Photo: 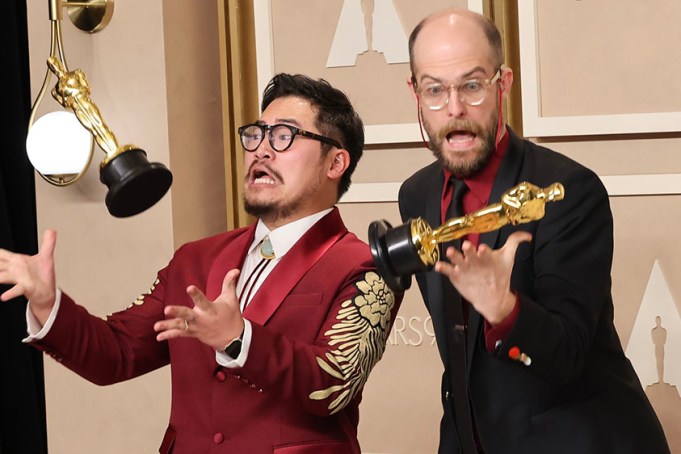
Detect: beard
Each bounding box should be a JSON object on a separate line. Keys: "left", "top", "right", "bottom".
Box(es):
{"left": 242, "top": 159, "right": 323, "bottom": 223}
{"left": 243, "top": 163, "right": 298, "bottom": 221}
{"left": 243, "top": 195, "right": 301, "bottom": 222}
{"left": 423, "top": 110, "right": 498, "bottom": 178}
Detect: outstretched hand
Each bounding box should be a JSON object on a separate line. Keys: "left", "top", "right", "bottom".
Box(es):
{"left": 154, "top": 269, "right": 244, "bottom": 351}
{"left": 435, "top": 231, "right": 532, "bottom": 324}
{"left": 0, "top": 230, "right": 58, "bottom": 325}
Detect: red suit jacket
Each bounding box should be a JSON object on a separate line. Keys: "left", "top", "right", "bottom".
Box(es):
{"left": 32, "top": 208, "right": 401, "bottom": 453}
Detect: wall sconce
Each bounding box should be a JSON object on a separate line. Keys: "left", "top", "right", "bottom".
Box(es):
{"left": 26, "top": 0, "right": 173, "bottom": 218}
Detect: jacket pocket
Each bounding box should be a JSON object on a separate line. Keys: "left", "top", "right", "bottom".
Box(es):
{"left": 273, "top": 439, "right": 351, "bottom": 454}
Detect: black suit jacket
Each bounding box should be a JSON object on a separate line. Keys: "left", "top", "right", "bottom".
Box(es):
{"left": 399, "top": 129, "right": 669, "bottom": 454}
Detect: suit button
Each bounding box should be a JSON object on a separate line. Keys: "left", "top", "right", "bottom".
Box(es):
{"left": 213, "top": 432, "right": 224, "bottom": 444}
{"left": 445, "top": 391, "right": 450, "bottom": 400}
{"left": 215, "top": 371, "right": 226, "bottom": 382}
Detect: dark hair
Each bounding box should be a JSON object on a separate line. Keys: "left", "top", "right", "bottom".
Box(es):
{"left": 408, "top": 11, "right": 504, "bottom": 85}
{"left": 261, "top": 73, "right": 364, "bottom": 200}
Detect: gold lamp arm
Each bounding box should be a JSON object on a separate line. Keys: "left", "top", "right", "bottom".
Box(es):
{"left": 27, "top": 0, "right": 173, "bottom": 217}
{"left": 30, "top": 0, "right": 71, "bottom": 130}
{"left": 56, "top": 0, "right": 114, "bottom": 33}
{"left": 28, "top": 0, "right": 114, "bottom": 186}
{"left": 28, "top": 18, "right": 87, "bottom": 186}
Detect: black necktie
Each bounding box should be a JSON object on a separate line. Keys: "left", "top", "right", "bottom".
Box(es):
{"left": 442, "top": 177, "right": 478, "bottom": 454}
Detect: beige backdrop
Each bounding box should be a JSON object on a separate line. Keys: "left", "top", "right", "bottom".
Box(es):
{"left": 23, "top": 1, "right": 681, "bottom": 453}
{"left": 26, "top": 1, "right": 226, "bottom": 453}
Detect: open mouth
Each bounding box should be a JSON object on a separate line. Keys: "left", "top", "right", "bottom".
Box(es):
{"left": 445, "top": 130, "right": 477, "bottom": 147}
{"left": 249, "top": 164, "right": 279, "bottom": 185}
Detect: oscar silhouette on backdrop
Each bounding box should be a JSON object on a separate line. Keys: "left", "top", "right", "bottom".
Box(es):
{"left": 646, "top": 315, "right": 681, "bottom": 453}
{"left": 651, "top": 315, "right": 667, "bottom": 384}
{"left": 327, "top": 0, "right": 408, "bottom": 67}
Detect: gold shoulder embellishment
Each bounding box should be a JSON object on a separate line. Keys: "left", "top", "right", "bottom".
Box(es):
{"left": 309, "top": 271, "right": 396, "bottom": 414}
{"left": 128, "top": 278, "right": 160, "bottom": 308}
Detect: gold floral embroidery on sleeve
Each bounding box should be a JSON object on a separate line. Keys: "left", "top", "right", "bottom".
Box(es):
{"left": 309, "top": 271, "right": 396, "bottom": 414}
{"left": 128, "top": 278, "right": 160, "bottom": 308}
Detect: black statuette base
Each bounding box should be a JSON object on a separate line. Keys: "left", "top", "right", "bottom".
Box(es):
{"left": 100, "top": 148, "right": 173, "bottom": 218}
{"left": 368, "top": 219, "right": 432, "bottom": 293}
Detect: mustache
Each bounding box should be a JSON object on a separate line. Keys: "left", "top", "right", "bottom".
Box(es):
{"left": 247, "top": 160, "right": 283, "bottom": 183}
{"left": 434, "top": 119, "right": 481, "bottom": 142}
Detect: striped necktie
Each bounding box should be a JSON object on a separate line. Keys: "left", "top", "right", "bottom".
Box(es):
{"left": 238, "top": 235, "right": 275, "bottom": 310}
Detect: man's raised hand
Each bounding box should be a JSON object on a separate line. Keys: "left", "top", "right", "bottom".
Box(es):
{"left": 0, "top": 229, "right": 58, "bottom": 325}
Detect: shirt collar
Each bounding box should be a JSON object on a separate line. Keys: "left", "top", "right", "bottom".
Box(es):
{"left": 443, "top": 127, "right": 510, "bottom": 204}
{"left": 251, "top": 208, "right": 334, "bottom": 258}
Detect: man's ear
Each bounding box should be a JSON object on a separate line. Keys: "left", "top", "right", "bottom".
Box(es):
{"left": 327, "top": 149, "right": 350, "bottom": 180}
{"left": 499, "top": 67, "right": 514, "bottom": 98}
{"left": 407, "top": 76, "right": 419, "bottom": 103}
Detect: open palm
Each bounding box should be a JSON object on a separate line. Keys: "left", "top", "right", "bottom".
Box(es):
{"left": 0, "top": 230, "right": 57, "bottom": 314}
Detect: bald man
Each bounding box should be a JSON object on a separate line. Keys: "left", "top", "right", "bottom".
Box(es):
{"left": 399, "top": 8, "right": 669, "bottom": 454}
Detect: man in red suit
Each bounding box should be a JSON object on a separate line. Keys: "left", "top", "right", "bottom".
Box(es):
{"left": 0, "top": 73, "right": 401, "bottom": 453}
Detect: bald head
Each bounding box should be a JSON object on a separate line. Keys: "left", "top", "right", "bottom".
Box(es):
{"left": 408, "top": 8, "right": 503, "bottom": 84}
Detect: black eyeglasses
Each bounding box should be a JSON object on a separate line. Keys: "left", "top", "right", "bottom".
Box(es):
{"left": 238, "top": 123, "right": 343, "bottom": 152}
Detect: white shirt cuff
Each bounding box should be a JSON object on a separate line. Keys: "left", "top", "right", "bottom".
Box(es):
{"left": 23, "top": 288, "right": 62, "bottom": 343}
{"left": 215, "top": 319, "right": 251, "bottom": 368}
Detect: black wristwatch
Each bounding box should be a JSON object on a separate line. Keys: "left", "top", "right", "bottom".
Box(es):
{"left": 221, "top": 331, "right": 244, "bottom": 358}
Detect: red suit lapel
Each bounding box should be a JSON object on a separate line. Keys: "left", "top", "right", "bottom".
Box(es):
{"left": 244, "top": 208, "right": 347, "bottom": 326}
{"left": 205, "top": 226, "right": 255, "bottom": 301}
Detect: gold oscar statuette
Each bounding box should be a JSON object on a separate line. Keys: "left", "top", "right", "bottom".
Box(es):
{"left": 46, "top": 56, "right": 172, "bottom": 218}
{"left": 368, "top": 181, "right": 565, "bottom": 292}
